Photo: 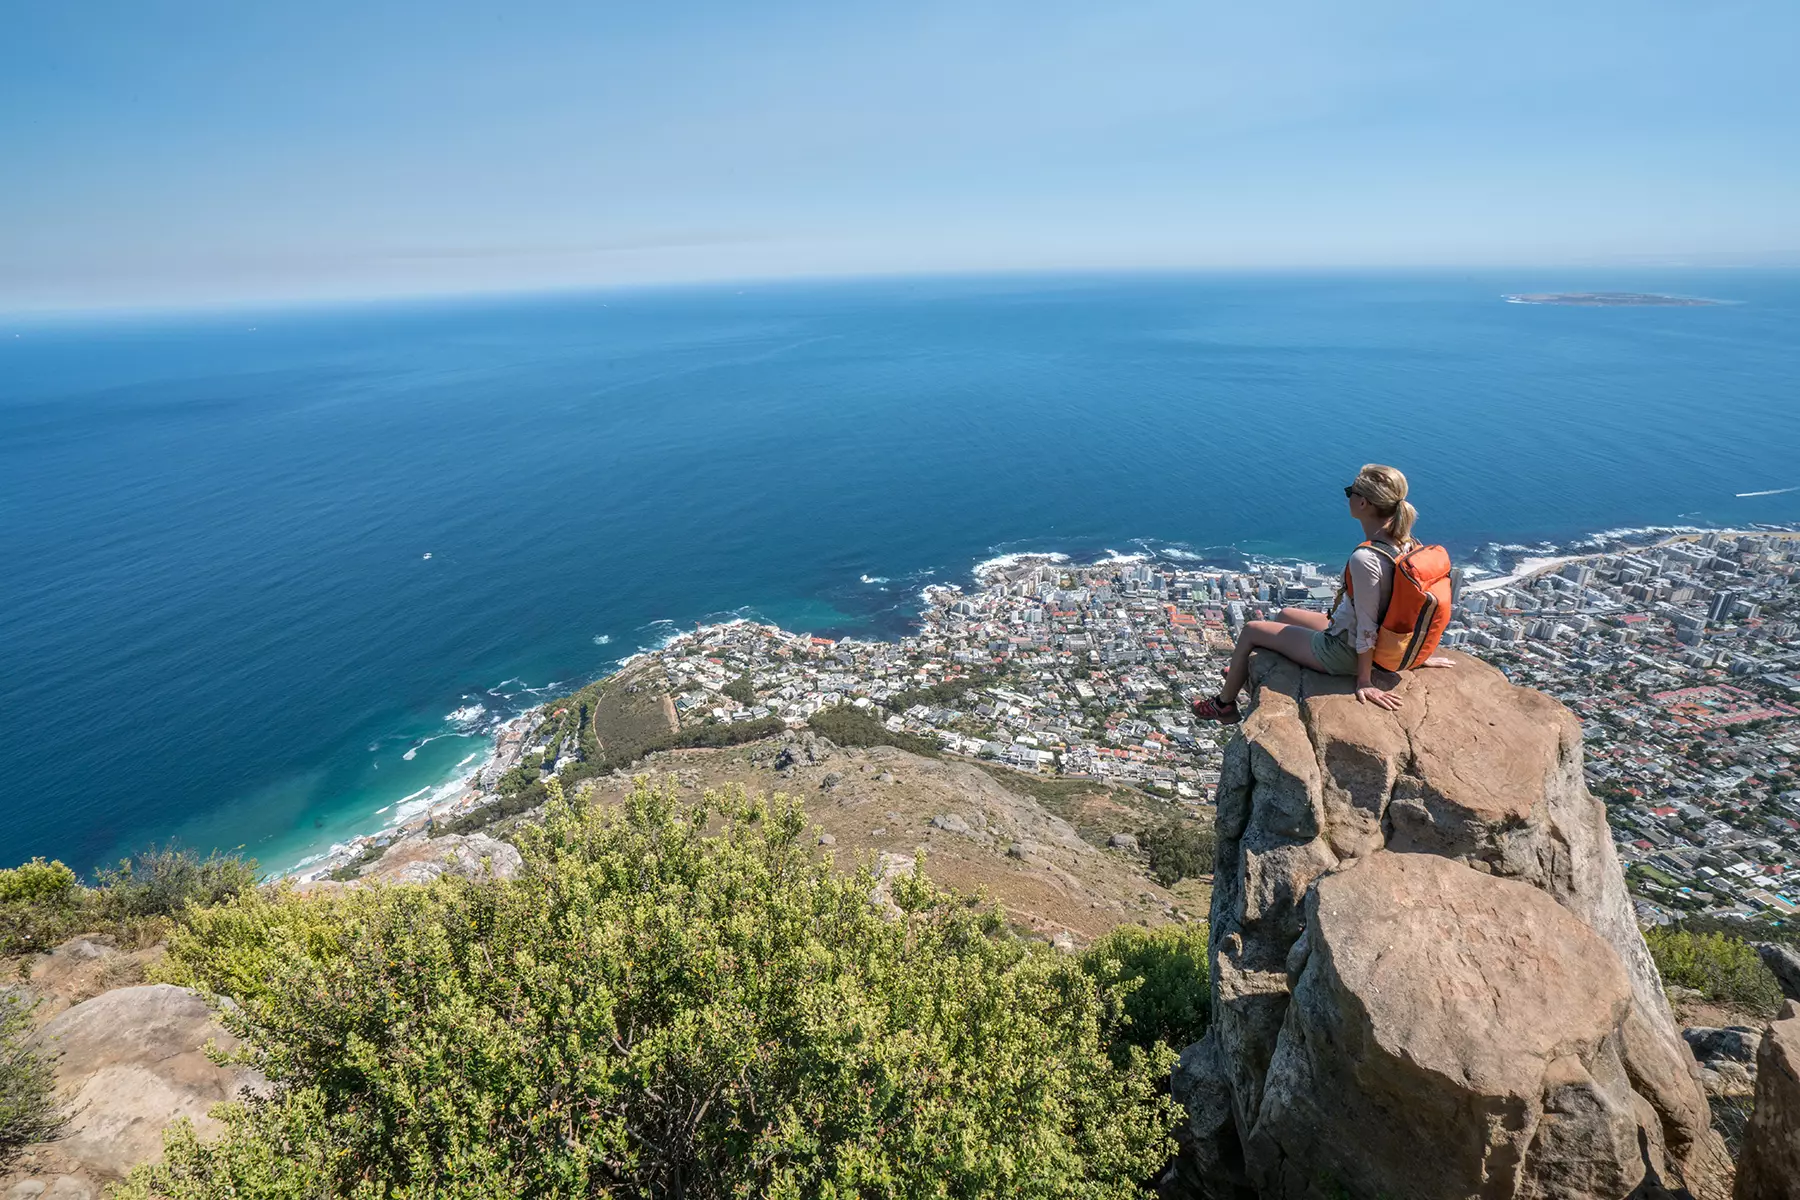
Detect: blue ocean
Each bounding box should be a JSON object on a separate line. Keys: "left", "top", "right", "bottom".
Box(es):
{"left": 4, "top": 272, "right": 1798, "bottom": 874}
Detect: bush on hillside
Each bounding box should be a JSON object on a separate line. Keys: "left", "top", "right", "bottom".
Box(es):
{"left": 126, "top": 780, "right": 1177, "bottom": 1199}
{"left": 0, "top": 859, "right": 85, "bottom": 957}
{"left": 1079, "top": 923, "right": 1211, "bottom": 1063}
{"left": 1138, "top": 819, "right": 1216, "bottom": 888}
{"left": 96, "top": 845, "right": 261, "bottom": 918}
{"left": 0, "top": 848, "right": 260, "bottom": 957}
{"left": 0, "top": 994, "right": 64, "bottom": 1160}
{"left": 1645, "top": 926, "right": 1785, "bottom": 1015}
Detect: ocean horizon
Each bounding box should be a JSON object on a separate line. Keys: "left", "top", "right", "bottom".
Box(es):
{"left": 5, "top": 269, "right": 1799, "bottom": 875}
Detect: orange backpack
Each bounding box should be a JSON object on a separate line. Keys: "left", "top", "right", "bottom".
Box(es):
{"left": 1339, "top": 540, "right": 1454, "bottom": 671}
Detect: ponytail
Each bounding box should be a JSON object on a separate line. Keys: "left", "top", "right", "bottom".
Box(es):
{"left": 1389, "top": 498, "right": 1417, "bottom": 545}
{"left": 1352, "top": 463, "right": 1417, "bottom": 546}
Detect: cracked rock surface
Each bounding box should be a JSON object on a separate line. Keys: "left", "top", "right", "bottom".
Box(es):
{"left": 1170, "top": 650, "right": 1731, "bottom": 1200}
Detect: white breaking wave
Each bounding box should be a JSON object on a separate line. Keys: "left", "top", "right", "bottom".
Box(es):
{"left": 860, "top": 574, "right": 890, "bottom": 584}
{"left": 445, "top": 703, "right": 487, "bottom": 725}
{"left": 402, "top": 734, "right": 447, "bottom": 761}
{"left": 1737, "top": 486, "right": 1800, "bottom": 498}
{"left": 592, "top": 633, "right": 612, "bottom": 645}
{"left": 972, "top": 551, "right": 1070, "bottom": 579}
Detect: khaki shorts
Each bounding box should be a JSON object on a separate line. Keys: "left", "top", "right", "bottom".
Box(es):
{"left": 1310, "top": 628, "right": 1361, "bottom": 677}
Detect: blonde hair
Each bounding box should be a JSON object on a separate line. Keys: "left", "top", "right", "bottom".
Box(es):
{"left": 1353, "top": 463, "right": 1417, "bottom": 545}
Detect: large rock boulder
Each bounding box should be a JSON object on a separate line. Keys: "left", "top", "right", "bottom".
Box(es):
{"left": 1172, "top": 651, "right": 1730, "bottom": 1200}
{"left": 30, "top": 985, "right": 263, "bottom": 1179}
{"left": 1252, "top": 852, "right": 1654, "bottom": 1198}
{"left": 361, "top": 831, "right": 522, "bottom": 885}
{"left": 1735, "top": 1001, "right": 1800, "bottom": 1200}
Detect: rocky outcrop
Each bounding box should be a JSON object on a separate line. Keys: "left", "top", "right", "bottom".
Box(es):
{"left": 1734, "top": 1001, "right": 1800, "bottom": 1200}
{"left": 1, "top": 936, "right": 159, "bottom": 1023}
{"left": 4, "top": 985, "right": 264, "bottom": 1192}
{"left": 1756, "top": 943, "right": 1800, "bottom": 1003}
{"left": 1172, "top": 651, "right": 1730, "bottom": 1200}
{"left": 361, "top": 831, "right": 522, "bottom": 885}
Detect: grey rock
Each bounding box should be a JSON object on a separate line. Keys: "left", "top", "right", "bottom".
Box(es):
{"left": 930, "top": 813, "right": 973, "bottom": 836}
{"left": 1700, "top": 1059, "right": 1755, "bottom": 1098}
{"left": 1684, "top": 1025, "right": 1761, "bottom": 1064}
{"left": 1107, "top": 832, "right": 1139, "bottom": 852}
{"left": 1007, "top": 841, "right": 1030, "bottom": 859}
{"left": 876, "top": 771, "right": 896, "bottom": 783}
{"left": 364, "top": 833, "right": 522, "bottom": 885}
{"left": 1756, "top": 941, "right": 1800, "bottom": 1002}
{"left": 816, "top": 833, "right": 836, "bottom": 847}
{"left": 819, "top": 771, "right": 844, "bottom": 791}
{"left": 36, "top": 985, "right": 267, "bottom": 1179}
{"left": 1735, "top": 1000, "right": 1800, "bottom": 1200}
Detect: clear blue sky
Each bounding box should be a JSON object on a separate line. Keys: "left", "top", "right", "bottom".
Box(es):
{"left": 4, "top": 0, "right": 1797, "bottom": 310}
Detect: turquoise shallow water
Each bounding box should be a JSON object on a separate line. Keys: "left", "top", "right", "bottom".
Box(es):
{"left": 3, "top": 271, "right": 1798, "bottom": 873}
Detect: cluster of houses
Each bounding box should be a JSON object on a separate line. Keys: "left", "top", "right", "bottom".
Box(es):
{"left": 1456, "top": 532, "right": 1800, "bottom": 924}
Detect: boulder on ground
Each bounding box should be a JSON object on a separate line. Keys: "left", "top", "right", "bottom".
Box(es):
{"left": 360, "top": 832, "right": 522, "bottom": 885}
{"left": 1173, "top": 651, "right": 1731, "bottom": 1200}
{"left": 31, "top": 984, "right": 264, "bottom": 1179}
{"left": 1735, "top": 1000, "right": 1800, "bottom": 1200}
{"left": 1249, "top": 852, "right": 1657, "bottom": 1198}
{"left": 1685, "top": 1026, "right": 1762, "bottom": 1065}
{"left": 1108, "top": 832, "right": 1140, "bottom": 852}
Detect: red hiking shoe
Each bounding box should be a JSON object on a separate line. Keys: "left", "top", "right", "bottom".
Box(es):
{"left": 1192, "top": 695, "right": 1241, "bottom": 724}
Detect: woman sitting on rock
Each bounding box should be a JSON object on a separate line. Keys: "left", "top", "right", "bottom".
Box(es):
{"left": 1192, "top": 463, "right": 1452, "bottom": 723}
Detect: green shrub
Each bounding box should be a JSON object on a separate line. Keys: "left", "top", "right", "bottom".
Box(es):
{"left": 0, "top": 994, "right": 64, "bottom": 1160}
{"left": 1080, "top": 924, "right": 1211, "bottom": 1062}
{"left": 0, "top": 858, "right": 78, "bottom": 906}
{"left": 0, "top": 859, "right": 87, "bottom": 956}
{"left": 95, "top": 845, "right": 260, "bottom": 919}
{"left": 128, "top": 780, "right": 1176, "bottom": 1199}
{"left": 1645, "top": 926, "right": 1785, "bottom": 1015}
{"left": 0, "top": 848, "right": 260, "bottom": 958}
{"left": 1138, "top": 819, "right": 1216, "bottom": 888}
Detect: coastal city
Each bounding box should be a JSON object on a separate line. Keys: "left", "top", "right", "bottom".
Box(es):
{"left": 300, "top": 531, "right": 1800, "bottom": 931}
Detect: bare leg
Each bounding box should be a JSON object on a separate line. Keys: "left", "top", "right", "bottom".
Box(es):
{"left": 1274, "top": 607, "right": 1329, "bottom": 631}
{"left": 1219, "top": 621, "right": 1331, "bottom": 704}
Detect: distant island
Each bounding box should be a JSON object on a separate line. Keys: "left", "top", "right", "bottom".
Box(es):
{"left": 1503, "top": 292, "right": 1721, "bottom": 307}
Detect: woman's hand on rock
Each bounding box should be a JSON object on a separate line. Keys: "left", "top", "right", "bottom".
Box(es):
{"left": 1355, "top": 683, "right": 1402, "bottom": 711}
{"left": 1420, "top": 655, "right": 1456, "bottom": 668}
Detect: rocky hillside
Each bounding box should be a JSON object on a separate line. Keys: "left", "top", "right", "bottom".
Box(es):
{"left": 326, "top": 734, "right": 1212, "bottom": 944}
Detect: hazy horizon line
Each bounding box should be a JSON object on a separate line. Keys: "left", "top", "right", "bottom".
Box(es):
{"left": 7, "top": 257, "right": 1800, "bottom": 325}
